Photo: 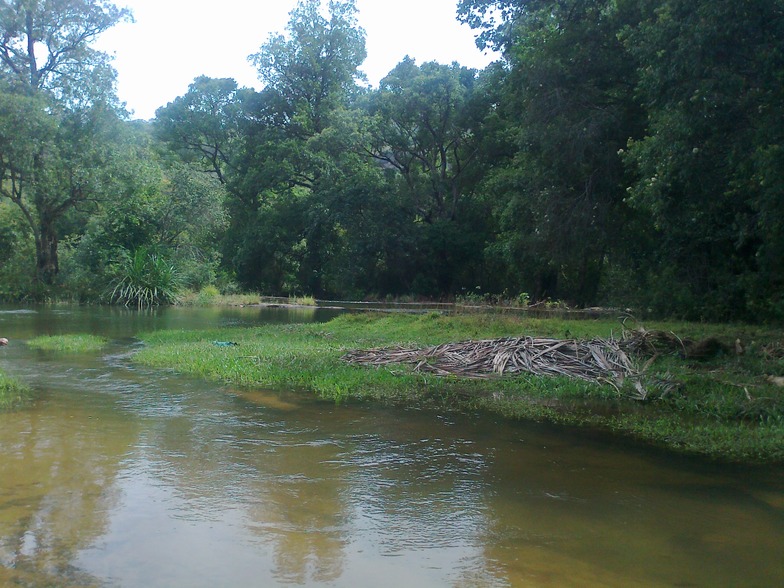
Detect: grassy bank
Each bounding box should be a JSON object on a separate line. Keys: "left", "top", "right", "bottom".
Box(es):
{"left": 176, "top": 288, "right": 318, "bottom": 308}
{"left": 134, "top": 312, "right": 784, "bottom": 463}
{"left": 0, "top": 369, "right": 32, "bottom": 411}
{"left": 27, "top": 334, "right": 108, "bottom": 353}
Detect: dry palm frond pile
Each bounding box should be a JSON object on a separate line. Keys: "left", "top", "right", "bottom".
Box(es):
{"left": 761, "top": 341, "right": 784, "bottom": 360}
{"left": 619, "top": 328, "right": 687, "bottom": 355}
{"left": 342, "top": 336, "right": 653, "bottom": 400}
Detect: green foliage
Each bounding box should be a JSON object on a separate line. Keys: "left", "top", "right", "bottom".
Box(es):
{"left": 468, "top": 0, "right": 644, "bottom": 304}
{"left": 55, "top": 125, "right": 227, "bottom": 302}
{"left": 454, "top": 0, "right": 784, "bottom": 321}
{"left": 27, "top": 334, "right": 108, "bottom": 353}
{"left": 365, "top": 59, "right": 492, "bottom": 295}
{"left": 15, "top": 0, "right": 774, "bottom": 319}
{"left": 248, "top": 0, "right": 366, "bottom": 135}
{"left": 288, "top": 295, "right": 316, "bottom": 306}
{"left": 221, "top": 0, "right": 375, "bottom": 297}
{"left": 370, "top": 59, "right": 480, "bottom": 224}
{"left": 155, "top": 76, "right": 248, "bottom": 185}
{"left": 177, "top": 285, "right": 223, "bottom": 307}
{"left": 108, "top": 247, "right": 182, "bottom": 308}
{"left": 0, "top": 202, "right": 35, "bottom": 301}
{"left": 620, "top": 0, "right": 784, "bottom": 321}
{"left": 0, "top": 0, "right": 131, "bottom": 288}
{"left": 0, "top": 369, "right": 32, "bottom": 411}
{"left": 0, "top": 0, "right": 131, "bottom": 97}
{"left": 198, "top": 285, "right": 221, "bottom": 303}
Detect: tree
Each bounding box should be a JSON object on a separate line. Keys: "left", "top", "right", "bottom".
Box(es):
{"left": 623, "top": 0, "right": 784, "bottom": 319}
{"left": 63, "top": 123, "right": 228, "bottom": 300}
{"left": 369, "top": 58, "right": 480, "bottom": 224}
{"left": 0, "top": 0, "right": 130, "bottom": 286}
{"left": 364, "top": 58, "right": 489, "bottom": 294}
{"left": 249, "top": 0, "right": 366, "bottom": 138}
{"left": 226, "top": 0, "right": 369, "bottom": 296}
{"left": 458, "top": 0, "right": 646, "bottom": 304}
{"left": 155, "top": 76, "right": 249, "bottom": 185}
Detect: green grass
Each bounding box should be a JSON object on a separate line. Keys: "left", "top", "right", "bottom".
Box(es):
{"left": 177, "top": 289, "right": 260, "bottom": 307}
{"left": 287, "top": 295, "right": 317, "bottom": 306}
{"left": 27, "top": 334, "right": 109, "bottom": 353}
{"left": 0, "top": 369, "right": 32, "bottom": 411}
{"left": 176, "top": 291, "right": 319, "bottom": 307}
{"left": 133, "top": 312, "right": 784, "bottom": 463}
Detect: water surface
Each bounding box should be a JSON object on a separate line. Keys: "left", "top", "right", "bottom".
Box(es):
{"left": 0, "top": 306, "right": 782, "bottom": 586}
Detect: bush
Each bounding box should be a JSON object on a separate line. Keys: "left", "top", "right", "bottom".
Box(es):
{"left": 0, "top": 203, "right": 36, "bottom": 301}
{"left": 194, "top": 285, "right": 220, "bottom": 305}
{"left": 107, "top": 246, "right": 182, "bottom": 308}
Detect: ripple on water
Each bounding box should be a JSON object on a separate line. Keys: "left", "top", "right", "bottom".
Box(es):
{"left": 1, "top": 307, "right": 782, "bottom": 588}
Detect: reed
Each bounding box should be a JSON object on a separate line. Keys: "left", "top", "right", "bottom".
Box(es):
{"left": 287, "top": 295, "right": 317, "bottom": 306}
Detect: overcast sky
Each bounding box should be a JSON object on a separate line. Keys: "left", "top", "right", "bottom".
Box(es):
{"left": 94, "top": 0, "right": 497, "bottom": 120}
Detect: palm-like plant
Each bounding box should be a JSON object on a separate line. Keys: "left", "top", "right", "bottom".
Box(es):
{"left": 108, "top": 246, "right": 181, "bottom": 308}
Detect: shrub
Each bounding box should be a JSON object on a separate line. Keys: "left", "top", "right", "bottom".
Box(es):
{"left": 107, "top": 246, "right": 182, "bottom": 308}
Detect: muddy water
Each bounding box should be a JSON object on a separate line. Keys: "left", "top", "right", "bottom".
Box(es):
{"left": 0, "top": 306, "right": 782, "bottom": 587}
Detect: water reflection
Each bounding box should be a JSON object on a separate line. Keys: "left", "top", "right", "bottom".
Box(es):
{"left": 475, "top": 431, "right": 784, "bottom": 587}
{"left": 0, "top": 303, "right": 334, "bottom": 340}
{"left": 0, "top": 306, "right": 782, "bottom": 586}
{"left": 0, "top": 403, "right": 140, "bottom": 586}
{"left": 137, "top": 400, "right": 351, "bottom": 584}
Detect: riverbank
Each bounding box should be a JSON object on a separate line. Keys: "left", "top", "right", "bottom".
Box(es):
{"left": 133, "top": 312, "right": 784, "bottom": 464}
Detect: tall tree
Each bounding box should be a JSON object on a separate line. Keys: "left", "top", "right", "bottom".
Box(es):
{"left": 249, "top": 0, "right": 366, "bottom": 138}
{"left": 459, "top": 0, "right": 645, "bottom": 304}
{"left": 369, "top": 58, "right": 480, "bottom": 224}
{"left": 227, "top": 0, "right": 368, "bottom": 296}
{"left": 366, "top": 58, "right": 488, "bottom": 294}
{"left": 0, "top": 0, "right": 131, "bottom": 286}
{"left": 623, "top": 0, "right": 784, "bottom": 319}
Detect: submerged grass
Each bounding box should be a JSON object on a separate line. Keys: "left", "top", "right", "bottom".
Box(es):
{"left": 0, "top": 369, "right": 32, "bottom": 411}
{"left": 134, "top": 312, "right": 784, "bottom": 463}
{"left": 27, "top": 334, "right": 109, "bottom": 353}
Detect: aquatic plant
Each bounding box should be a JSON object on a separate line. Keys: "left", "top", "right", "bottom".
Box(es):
{"left": 0, "top": 370, "right": 31, "bottom": 411}
{"left": 27, "top": 334, "right": 108, "bottom": 353}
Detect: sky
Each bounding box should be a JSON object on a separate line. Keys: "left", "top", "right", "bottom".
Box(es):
{"left": 94, "top": 0, "right": 498, "bottom": 120}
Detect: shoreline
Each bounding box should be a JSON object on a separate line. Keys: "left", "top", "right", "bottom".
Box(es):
{"left": 132, "top": 312, "right": 784, "bottom": 465}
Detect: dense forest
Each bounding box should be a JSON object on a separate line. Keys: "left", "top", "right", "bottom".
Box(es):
{"left": 0, "top": 0, "right": 782, "bottom": 322}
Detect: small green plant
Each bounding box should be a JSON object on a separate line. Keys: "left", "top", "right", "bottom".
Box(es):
{"left": 193, "top": 285, "right": 220, "bottom": 306}
{"left": 456, "top": 286, "right": 488, "bottom": 306}
{"left": 288, "top": 295, "right": 316, "bottom": 306}
{"left": 108, "top": 246, "right": 182, "bottom": 308}
{"left": 0, "top": 369, "right": 32, "bottom": 411}
{"left": 27, "top": 334, "right": 108, "bottom": 353}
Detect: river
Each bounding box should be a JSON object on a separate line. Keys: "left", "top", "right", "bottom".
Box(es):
{"left": 0, "top": 305, "right": 782, "bottom": 587}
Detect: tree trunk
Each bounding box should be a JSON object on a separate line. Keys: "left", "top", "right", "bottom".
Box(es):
{"left": 36, "top": 216, "right": 59, "bottom": 285}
